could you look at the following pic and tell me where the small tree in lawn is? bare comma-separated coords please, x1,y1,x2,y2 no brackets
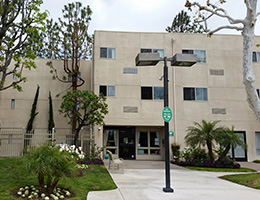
166,10,205,33
59,90,108,146
185,0,260,122
0,0,47,92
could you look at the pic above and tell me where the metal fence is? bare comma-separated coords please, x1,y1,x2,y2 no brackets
0,128,94,157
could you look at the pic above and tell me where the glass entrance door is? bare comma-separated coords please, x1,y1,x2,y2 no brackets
228,131,247,162
119,127,135,159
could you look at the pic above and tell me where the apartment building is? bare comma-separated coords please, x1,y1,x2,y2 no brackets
1,30,260,161
92,31,260,162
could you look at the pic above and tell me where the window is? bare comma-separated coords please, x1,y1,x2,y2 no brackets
99,85,115,97
8,134,13,144
253,52,260,62
11,99,15,109
141,86,164,100
256,132,260,155
182,49,206,63
13,69,17,80
106,130,117,147
183,87,208,101
138,130,161,155
141,87,152,100
100,47,115,59
154,87,164,100
68,72,81,82
141,48,164,58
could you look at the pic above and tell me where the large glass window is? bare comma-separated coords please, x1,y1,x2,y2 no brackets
138,131,148,147
99,85,107,96
11,99,15,109
100,47,115,59
256,132,260,155
184,87,208,101
150,131,160,147
106,130,117,147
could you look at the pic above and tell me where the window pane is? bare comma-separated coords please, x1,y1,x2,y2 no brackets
100,47,107,58
257,52,260,63
256,132,260,155
150,149,161,155
141,87,153,100
99,85,107,96
138,131,148,147
150,131,160,147
108,86,115,96
194,50,206,63
183,88,195,100
153,49,164,58
253,52,257,62
108,48,115,59
141,49,152,53
182,49,194,54
138,149,148,155
11,99,15,109
106,130,117,147
196,88,208,101
154,87,164,100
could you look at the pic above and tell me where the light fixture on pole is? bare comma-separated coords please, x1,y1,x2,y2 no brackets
135,52,197,193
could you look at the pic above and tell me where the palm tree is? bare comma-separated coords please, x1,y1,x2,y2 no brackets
166,10,204,33
215,126,246,161
185,120,226,162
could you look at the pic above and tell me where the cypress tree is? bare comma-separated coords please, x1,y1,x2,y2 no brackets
48,91,55,134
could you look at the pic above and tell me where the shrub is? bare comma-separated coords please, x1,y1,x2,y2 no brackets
253,160,260,163
171,143,180,161
25,144,76,194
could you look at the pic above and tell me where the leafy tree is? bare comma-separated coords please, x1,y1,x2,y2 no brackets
185,119,226,162
59,90,108,145
44,2,92,135
216,126,246,161
0,0,47,91
166,10,204,33
25,144,76,194
185,0,260,122
48,91,55,134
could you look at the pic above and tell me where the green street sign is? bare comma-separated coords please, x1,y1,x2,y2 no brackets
169,131,174,137
162,107,172,122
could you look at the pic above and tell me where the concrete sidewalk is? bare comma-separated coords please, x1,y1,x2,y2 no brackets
87,161,260,200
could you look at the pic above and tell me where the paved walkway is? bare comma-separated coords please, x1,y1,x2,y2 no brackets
87,161,260,200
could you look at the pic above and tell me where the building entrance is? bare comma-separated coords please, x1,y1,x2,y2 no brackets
119,127,135,159
228,131,247,162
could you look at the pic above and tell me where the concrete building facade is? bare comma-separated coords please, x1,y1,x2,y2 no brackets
1,30,260,161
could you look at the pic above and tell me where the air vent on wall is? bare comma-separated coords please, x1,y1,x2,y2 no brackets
123,68,138,74
210,69,224,76
123,106,138,113
212,108,226,114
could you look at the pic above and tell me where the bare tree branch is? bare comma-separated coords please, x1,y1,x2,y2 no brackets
208,25,244,35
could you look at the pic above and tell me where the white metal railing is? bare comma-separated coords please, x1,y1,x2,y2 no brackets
0,128,94,157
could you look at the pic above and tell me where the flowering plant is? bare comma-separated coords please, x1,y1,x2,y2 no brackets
56,144,85,160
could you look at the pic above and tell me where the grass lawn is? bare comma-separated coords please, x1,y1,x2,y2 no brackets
184,166,256,172
0,157,117,200
220,173,260,190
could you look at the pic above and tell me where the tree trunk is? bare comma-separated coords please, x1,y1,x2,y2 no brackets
72,74,77,136
243,1,260,121
38,173,44,189
218,144,231,161
206,141,214,163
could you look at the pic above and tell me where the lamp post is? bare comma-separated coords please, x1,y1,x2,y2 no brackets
135,52,197,193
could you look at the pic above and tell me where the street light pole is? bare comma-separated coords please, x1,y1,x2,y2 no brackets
163,57,174,193
135,52,197,194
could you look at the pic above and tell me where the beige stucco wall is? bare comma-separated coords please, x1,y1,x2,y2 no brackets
0,59,92,130
93,30,260,161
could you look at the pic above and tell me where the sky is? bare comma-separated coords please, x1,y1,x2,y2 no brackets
41,0,260,35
